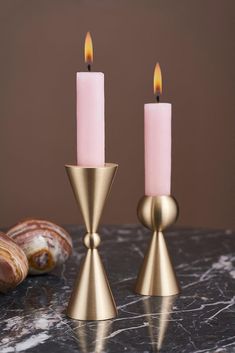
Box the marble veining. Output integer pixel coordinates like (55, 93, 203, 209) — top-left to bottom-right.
(0, 225, 235, 353)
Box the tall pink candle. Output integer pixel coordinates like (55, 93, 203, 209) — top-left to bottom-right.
(76, 32, 105, 166)
(144, 63, 172, 196)
(76, 72, 105, 166)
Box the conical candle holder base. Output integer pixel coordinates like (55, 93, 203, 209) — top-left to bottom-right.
(135, 196, 180, 296)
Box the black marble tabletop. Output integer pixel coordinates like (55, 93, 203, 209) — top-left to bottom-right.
(0, 225, 235, 353)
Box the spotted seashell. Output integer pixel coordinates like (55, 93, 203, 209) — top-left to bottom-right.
(7, 219, 73, 275)
(0, 232, 29, 293)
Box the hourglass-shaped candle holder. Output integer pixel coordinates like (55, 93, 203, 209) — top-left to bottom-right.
(135, 195, 180, 296)
(65, 163, 118, 321)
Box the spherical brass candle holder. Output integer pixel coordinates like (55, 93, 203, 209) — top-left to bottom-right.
(65, 163, 118, 320)
(135, 195, 180, 296)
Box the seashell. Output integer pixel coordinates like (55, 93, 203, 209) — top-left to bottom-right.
(0, 232, 29, 293)
(7, 219, 73, 275)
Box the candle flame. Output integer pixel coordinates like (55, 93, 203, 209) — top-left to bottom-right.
(154, 63, 162, 95)
(84, 32, 93, 63)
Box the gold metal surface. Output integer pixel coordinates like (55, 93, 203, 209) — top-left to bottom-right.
(65, 163, 118, 320)
(135, 195, 180, 296)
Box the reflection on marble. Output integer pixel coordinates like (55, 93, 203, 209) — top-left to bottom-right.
(0, 225, 235, 353)
(143, 296, 177, 352)
(73, 320, 113, 353)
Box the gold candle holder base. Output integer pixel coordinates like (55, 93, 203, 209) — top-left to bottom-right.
(135, 195, 180, 296)
(65, 163, 118, 321)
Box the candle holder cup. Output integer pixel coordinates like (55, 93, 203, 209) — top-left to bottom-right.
(65, 163, 118, 321)
(135, 195, 180, 296)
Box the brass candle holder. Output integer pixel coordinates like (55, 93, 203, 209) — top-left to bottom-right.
(135, 195, 180, 296)
(65, 163, 118, 321)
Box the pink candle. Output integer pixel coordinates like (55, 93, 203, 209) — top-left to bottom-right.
(144, 63, 172, 196)
(76, 32, 105, 166)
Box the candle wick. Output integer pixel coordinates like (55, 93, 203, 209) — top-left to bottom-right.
(87, 64, 91, 72)
(156, 95, 160, 103)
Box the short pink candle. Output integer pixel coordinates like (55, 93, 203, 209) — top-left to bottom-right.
(144, 103, 171, 195)
(144, 63, 172, 196)
(76, 72, 105, 166)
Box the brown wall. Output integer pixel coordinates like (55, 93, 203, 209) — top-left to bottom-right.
(0, 0, 234, 229)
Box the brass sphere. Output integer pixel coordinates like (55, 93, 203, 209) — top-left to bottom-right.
(137, 195, 179, 231)
(84, 233, 101, 249)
